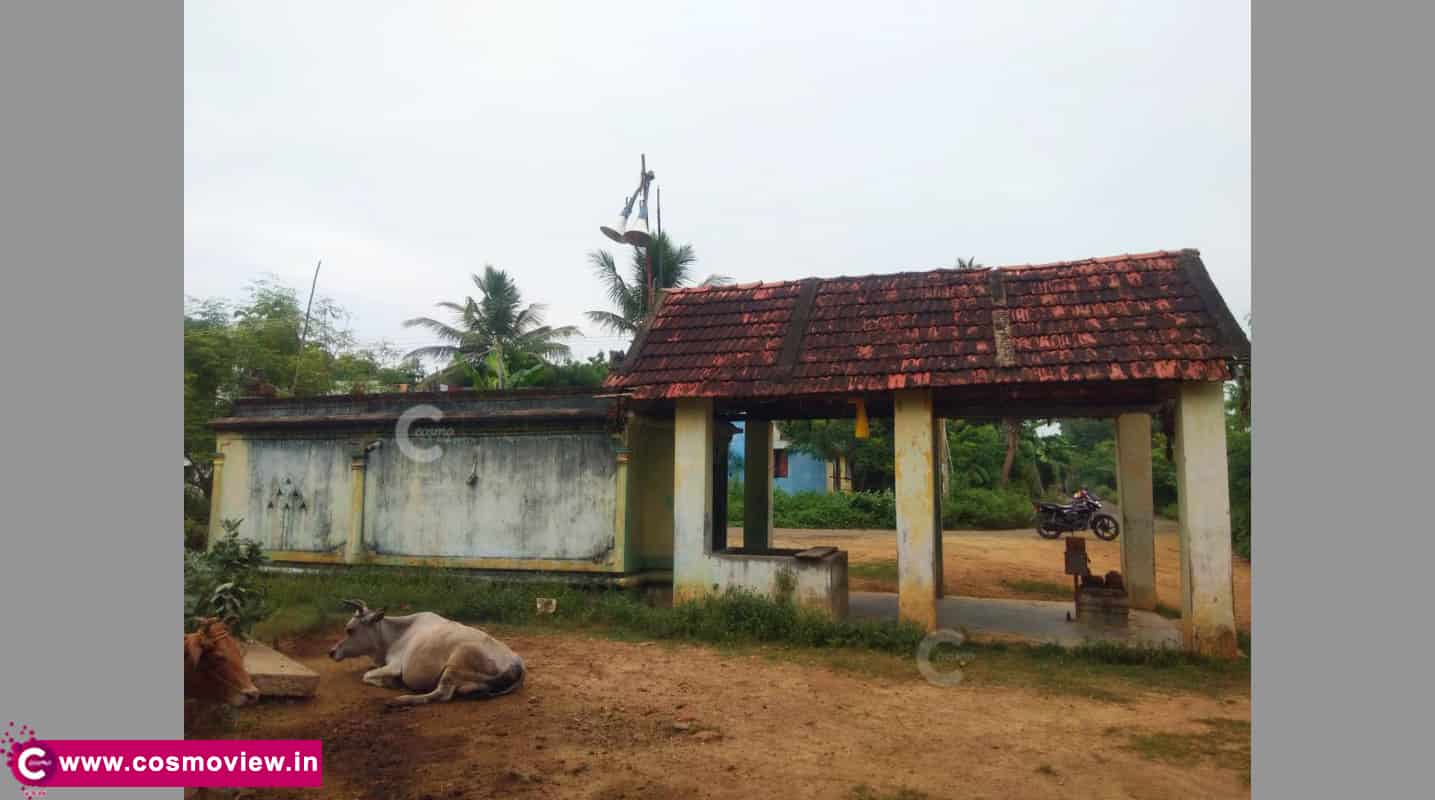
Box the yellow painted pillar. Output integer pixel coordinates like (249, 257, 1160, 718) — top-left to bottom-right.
(1115, 413, 1158, 611)
(612, 442, 633, 572)
(206, 448, 226, 549)
(345, 448, 369, 564)
(672, 398, 715, 603)
(1174, 382, 1239, 657)
(743, 420, 773, 551)
(894, 388, 943, 630)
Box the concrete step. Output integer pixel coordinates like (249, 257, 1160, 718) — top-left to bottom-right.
(241, 642, 319, 698)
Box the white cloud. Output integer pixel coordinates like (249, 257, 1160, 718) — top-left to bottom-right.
(186, 1, 1251, 360)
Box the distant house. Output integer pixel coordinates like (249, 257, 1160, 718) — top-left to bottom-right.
(726, 421, 849, 494)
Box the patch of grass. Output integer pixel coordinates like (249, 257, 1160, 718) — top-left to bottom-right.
(847, 785, 931, 800)
(951, 640, 1250, 701)
(1120, 717, 1251, 785)
(848, 560, 899, 583)
(258, 566, 931, 654)
(257, 566, 1250, 702)
(1000, 578, 1072, 601)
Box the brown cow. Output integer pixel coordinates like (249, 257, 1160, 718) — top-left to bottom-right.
(184, 618, 261, 707)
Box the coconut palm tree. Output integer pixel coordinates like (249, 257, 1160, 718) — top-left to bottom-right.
(403, 266, 579, 389)
(586, 232, 729, 335)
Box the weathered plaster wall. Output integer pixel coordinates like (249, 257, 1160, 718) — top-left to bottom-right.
(213, 428, 625, 569)
(628, 415, 676, 570)
(212, 436, 352, 554)
(678, 550, 849, 618)
(362, 431, 617, 562)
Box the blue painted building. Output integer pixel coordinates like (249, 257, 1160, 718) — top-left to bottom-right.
(727, 421, 833, 494)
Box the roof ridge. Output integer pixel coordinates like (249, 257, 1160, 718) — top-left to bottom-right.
(666, 279, 801, 294)
(997, 249, 1198, 272)
(666, 249, 1200, 291)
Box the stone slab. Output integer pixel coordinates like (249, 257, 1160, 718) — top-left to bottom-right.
(242, 642, 319, 698)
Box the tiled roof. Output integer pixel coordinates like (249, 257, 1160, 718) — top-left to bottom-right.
(604, 249, 1249, 400)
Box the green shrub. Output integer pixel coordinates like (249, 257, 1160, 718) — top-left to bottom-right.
(943, 487, 1034, 529)
(183, 517, 209, 551)
(1231, 503, 1251, 560)
(726, 483, 745, 524)
(772, 490, 896, 529)
(729, 486, 1035, 530)
(184, 519, 271, 638)
(183, 485, 210, 522)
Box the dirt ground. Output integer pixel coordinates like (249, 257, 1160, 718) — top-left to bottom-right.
(738, 521, 1252, 633)
(227, 627, 1250, 800)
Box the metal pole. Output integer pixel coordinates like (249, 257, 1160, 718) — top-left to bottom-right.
(650, 184, 661, 312)
(291, 259, 322, 394)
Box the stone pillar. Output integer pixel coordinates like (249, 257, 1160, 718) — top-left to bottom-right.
(673, 398, 715, 603)
(893, 389, 943, 630)
(345, 448, 369, 564)
(1115, 413, 1158, 611)
(743, 420, 774, 551)
(1174, 382, 1239, 657)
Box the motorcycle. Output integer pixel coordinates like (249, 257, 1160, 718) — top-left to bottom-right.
(1034, 488, 1120, 541)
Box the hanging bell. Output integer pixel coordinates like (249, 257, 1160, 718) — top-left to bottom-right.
(848, 398, 870, 439)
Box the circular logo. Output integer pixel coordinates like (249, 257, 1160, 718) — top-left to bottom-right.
(396, 404, 445, 463)
(915, 628, 971, 687)
(12, 741, 56, 786)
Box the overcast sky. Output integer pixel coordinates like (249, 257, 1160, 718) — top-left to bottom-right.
(185, 1, 1250, 363)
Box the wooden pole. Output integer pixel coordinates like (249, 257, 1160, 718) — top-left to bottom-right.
(291, 259, 322, 395)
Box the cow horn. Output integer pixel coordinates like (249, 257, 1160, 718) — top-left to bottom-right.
(340, 599, 368, 613)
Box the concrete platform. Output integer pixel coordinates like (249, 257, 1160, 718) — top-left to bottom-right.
(242, 642, 319, 698)
(848, 591, 1182, 649)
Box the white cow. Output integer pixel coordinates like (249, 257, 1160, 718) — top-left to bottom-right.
(328, 599, 525, 706)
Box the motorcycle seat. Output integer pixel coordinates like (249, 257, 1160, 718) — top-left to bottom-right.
(1037, 502, 1066, 512)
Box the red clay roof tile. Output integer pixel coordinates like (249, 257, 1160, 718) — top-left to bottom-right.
(605, 250, 1248, 400)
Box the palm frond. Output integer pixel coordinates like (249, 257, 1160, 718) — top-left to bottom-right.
(588, 250, 632, 310)
(401, 316, 466, 342)
(586, 310, 637, 336)
(401, 344, 461, 362)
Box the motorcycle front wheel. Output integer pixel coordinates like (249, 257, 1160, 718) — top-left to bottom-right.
(1090, 513, 1120, 541)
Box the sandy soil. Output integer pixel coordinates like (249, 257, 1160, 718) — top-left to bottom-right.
(226, 627, 1250, 800)
(735, 521, 1252, 633)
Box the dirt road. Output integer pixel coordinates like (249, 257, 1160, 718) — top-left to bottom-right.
(233, 628, 1250, 800)
(736, 521, 1252, 632)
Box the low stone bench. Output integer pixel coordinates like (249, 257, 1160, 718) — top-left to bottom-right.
(241, 642, 319, 698)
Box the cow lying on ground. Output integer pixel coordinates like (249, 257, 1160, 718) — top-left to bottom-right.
(329, 599, 525, 706)
(185, 618, 261, 707)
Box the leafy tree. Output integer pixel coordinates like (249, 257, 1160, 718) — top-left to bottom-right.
(184, 278, 419, 504)
(509, 353, 611, 388)
(586, 232, 729, 335)
(403, 266, 579, 389)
